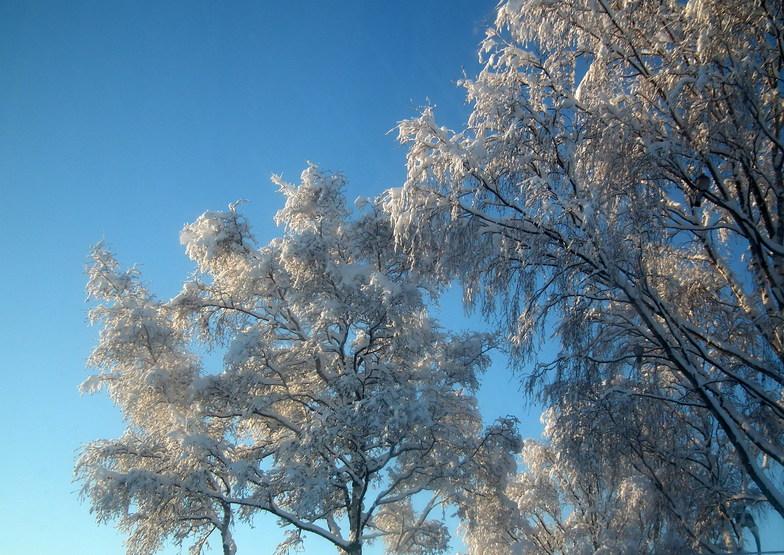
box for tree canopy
[386,0,784,545]
[77,166,520,555]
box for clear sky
[1,1,781,554]
[0,1,510,553]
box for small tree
[386,0,784,523]
[76,165,520,555]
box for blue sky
[0,1,517,553]
[1,1,781,553]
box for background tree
[386,0,784,528]
[77,165,521,555]
[510,386,758,554]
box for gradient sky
[1,1,781,554]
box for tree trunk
[342,541,362,555]
[220,503,237,555]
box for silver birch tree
[77,166,521,554]
[386,0,784,524]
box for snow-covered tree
[510,386,758,554]
[76,166,520,555]
[386,0,784,526]
[77,245,239,555]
